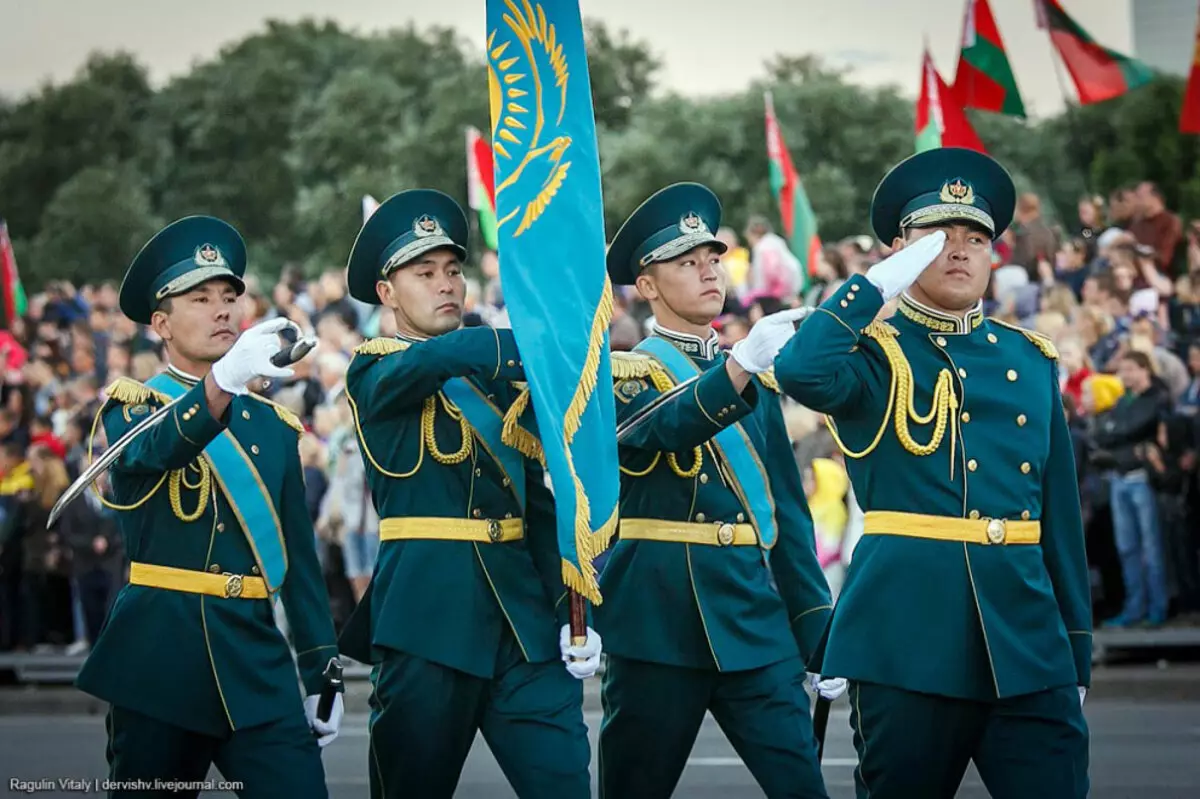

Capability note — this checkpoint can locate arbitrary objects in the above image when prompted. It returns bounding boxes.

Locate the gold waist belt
[619,518,758,547]
[129,562,268,600]
[863,511,1041,545]
[379,517,524,544]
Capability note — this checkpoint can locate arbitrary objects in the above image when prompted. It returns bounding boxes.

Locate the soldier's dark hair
[155,297,174,315]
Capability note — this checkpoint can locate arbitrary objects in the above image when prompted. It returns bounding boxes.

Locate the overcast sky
[0,0,1135,117]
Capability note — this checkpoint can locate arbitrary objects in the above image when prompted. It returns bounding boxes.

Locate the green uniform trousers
[105,703,327,799]
[849,681,1089,799]
[599,655,829,799]
[367,627,591,799]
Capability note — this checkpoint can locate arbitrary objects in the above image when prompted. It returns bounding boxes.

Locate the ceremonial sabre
[47,328,316,529]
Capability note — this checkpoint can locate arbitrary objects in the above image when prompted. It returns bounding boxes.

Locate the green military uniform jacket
[338,327,569,676]
[75,370,339,737]
[774,275,1092,700]
[596,328,832,672]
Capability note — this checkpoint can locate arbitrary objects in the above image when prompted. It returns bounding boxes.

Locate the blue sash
[635,337,778,548]
[146,374,288,592]
[442,378,527,508]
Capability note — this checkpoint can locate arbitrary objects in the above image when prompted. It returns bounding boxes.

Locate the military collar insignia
[193,243,227,267]
[898,293,984,334]
[679,211,710,236]
[413,215,444,238]
[653,323,721,360]
[939,178,975,206]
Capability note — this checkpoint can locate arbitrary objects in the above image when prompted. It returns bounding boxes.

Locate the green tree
[584,20,662,132]
[28,163,160,288]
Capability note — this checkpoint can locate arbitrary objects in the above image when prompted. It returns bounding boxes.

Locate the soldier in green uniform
[75,216,343,798]
[338,189,598,799]
[597,182,838,799]
[775,148,1091,799]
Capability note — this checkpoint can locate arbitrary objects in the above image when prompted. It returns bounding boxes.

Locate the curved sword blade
[47,397,182,528]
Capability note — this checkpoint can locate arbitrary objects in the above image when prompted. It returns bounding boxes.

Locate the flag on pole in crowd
[1038,0,1155,105]
[916,47,987,154]
[952,0,1026,117]
[465,126,499,251]
[1180,2,1200,134]
[763,91,821,282]
[1033,0,1049,29]
[486,0,618,604]
[0,221,28,327]
[361,194,379,223]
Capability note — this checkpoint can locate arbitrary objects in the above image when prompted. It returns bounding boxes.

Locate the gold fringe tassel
[354,337,411,356]
[105,377,170,406]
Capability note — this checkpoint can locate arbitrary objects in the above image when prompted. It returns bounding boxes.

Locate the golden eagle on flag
[487,0,618,604]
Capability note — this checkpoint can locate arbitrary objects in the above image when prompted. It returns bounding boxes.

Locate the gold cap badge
[939,178,975,206]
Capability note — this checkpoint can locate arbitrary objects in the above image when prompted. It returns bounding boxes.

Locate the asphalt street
[2,701,1198,798]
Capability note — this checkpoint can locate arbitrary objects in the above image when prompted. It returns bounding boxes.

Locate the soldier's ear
[375,279,394,308]
[150,309,171,342]
[634,271,658,303]
[891,235,906,251]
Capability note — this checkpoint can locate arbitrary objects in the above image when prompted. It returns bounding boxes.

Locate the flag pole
[1038,0,1092,196]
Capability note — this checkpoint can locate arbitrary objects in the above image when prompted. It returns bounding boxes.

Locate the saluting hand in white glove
[863,230,947,302]
[211,317,299,396]
[730,306,813,374]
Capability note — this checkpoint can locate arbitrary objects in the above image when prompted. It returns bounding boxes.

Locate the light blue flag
[486,0,618,604]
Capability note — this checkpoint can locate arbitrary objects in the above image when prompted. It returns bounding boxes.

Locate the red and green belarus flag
[1180,2,1200,134]
[763,91,820,282]
[465,126,498,251]
[0,221,27,327]
[916,48,987,154]
[1037,0,1155,105]
[953,0,1026,117]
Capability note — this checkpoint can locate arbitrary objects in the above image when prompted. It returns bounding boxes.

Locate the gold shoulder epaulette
[988,319,1059,361]
[611,351,673,392]
[758,369,781,394]
[860,320,900,343]
[248,394,306,435]
[354,337,411,357]
[104,377,169,406]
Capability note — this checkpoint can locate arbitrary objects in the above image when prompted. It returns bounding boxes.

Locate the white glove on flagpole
[863,230,947,302]
[303,694,344,748]
[808,673,848,701]
[210,317,298,395]
[559,624,602,679]
[729,306,813,374]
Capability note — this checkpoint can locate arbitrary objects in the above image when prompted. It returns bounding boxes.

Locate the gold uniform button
[474,468,482,477]
[967,459,978,471]
[242,410,250,420]
[987,333,998,344]
[502,477,511,487]
[969,510,980,520]
[472,509,482,518]
[958,368,967,379]
[936,336,947,347]
[506,359,516,367]
[251,565,260,575]
[209,564,221,574]
[251,445,260,455]
[1021,510,1032,521]
[736,512,746,523]
[840,300,848,308]
[961,412,971,423]
[1017,414,1027,426]
[1007,369,1018,382]
[216,523,225,533]
[695,513,707,523]
[1021,462,1031,474]
[504,512,513,519]
[699,473,709,484]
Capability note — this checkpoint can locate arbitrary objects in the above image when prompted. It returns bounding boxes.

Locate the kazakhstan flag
[487,0,617,604]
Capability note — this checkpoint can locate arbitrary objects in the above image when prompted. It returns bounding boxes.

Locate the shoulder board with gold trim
[104,377,170,406]
[757,369,781,394]
[610,351,658,381]
[353,337,411,357]
[988,319,1059,361]
[247,393,306,435]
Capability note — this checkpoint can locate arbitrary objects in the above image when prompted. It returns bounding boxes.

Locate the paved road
[2,700,1198,797]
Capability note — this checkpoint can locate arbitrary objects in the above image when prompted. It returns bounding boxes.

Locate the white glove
[808,673,848,701]
[863,230,947,302]
[303,693,344,748]
[1078,687,1086,708]
[729,307,813,374]
[559,624,602,680]
[210,317,298,395]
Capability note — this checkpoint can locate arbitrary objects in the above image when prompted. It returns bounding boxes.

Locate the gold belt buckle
[985,518,1007,545]
[487,520,503,543]
[716,523,736,547]
[223,573,244,598]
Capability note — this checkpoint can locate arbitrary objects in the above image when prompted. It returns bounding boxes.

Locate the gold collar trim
[898,294,983,334]
[652,324,721,360]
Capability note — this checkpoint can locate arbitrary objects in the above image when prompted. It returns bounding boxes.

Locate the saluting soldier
[338,189,598,799]
[775,147,1091,799]
[597,182,838,799]
[75,216,343,797]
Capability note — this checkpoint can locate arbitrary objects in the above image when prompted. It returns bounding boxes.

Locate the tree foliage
[1,18,1196,290]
